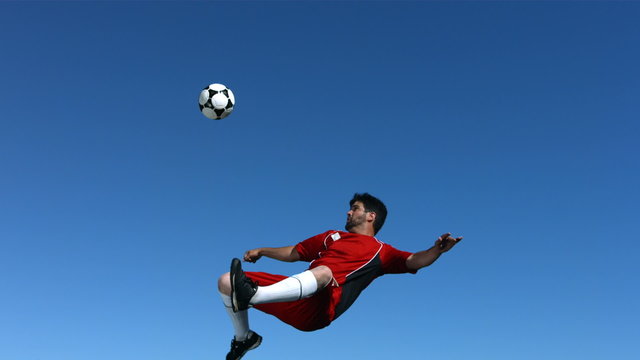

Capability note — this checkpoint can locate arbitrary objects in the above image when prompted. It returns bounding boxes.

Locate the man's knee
[218,272,231,295]
[310,266,333,288]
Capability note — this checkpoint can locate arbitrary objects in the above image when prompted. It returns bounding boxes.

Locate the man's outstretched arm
[405,233,462,271]
[243,246,300,263]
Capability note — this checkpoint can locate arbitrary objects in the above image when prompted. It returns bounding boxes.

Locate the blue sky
[1,1,638,359]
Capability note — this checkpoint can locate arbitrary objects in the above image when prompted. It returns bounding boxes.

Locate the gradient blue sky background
[1,2,638,359]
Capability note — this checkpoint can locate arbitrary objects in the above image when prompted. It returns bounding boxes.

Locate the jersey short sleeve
[380,243,417,274]
[294,231,334,262]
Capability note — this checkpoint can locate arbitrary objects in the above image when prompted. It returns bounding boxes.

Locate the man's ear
[367,211,377,223]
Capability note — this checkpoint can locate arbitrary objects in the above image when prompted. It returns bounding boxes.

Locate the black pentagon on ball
[208,89,219,97]
[225,99,233,109]
[214,108,225,117]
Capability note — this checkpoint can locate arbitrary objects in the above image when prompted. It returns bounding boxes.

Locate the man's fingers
[440,235,463,249]
[436,233,463,251]
[439,233,451,240]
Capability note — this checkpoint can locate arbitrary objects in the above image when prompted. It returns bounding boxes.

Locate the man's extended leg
[229,258,333,312]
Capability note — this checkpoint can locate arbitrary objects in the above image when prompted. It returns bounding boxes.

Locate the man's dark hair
[350,193,388,235]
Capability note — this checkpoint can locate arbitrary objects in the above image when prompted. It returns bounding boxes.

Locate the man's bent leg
[218,273,262,360]
[220,290,251,341]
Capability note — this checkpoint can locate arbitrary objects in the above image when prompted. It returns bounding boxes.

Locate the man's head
[345,193,387,235]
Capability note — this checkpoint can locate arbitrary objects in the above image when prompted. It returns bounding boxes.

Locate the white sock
[220,292,250,341]
[250,270,318,305]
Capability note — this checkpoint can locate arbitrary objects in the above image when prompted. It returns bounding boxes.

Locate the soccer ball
[198,83,235,120]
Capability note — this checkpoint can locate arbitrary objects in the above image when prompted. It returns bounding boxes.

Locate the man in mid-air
[217,193,463,360]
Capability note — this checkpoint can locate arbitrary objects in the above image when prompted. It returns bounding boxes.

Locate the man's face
[345,201,368,232]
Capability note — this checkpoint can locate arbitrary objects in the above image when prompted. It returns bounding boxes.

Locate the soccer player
[217,193,462,360]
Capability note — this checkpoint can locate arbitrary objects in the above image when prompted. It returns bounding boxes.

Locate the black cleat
[226,330,262,360]
[230,258,258,312]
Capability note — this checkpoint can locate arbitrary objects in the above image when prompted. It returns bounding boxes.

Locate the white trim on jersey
[344,242,384,279]
[323,231,338,249]
[309,231,336,267]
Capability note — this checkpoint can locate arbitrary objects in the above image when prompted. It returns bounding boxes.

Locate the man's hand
[243,249,262,263]
[242,246,300,263]
[435,232,463,253]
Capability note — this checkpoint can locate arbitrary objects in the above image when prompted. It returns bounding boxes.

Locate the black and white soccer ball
[198,83,235,120]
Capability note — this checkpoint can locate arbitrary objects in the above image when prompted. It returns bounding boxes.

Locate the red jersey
[295,230,416,320]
